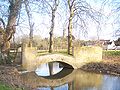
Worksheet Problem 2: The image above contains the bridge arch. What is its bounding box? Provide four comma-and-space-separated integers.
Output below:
56, 61, 74, 69
27, 54, 76, 71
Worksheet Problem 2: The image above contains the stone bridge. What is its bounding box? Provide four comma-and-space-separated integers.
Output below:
22, 45, 102, 72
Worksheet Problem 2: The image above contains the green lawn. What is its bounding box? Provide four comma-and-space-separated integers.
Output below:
103, 50, 120, 56
0, 82, 13, 90
37, 49, 68, 56
0, 82, 23, 90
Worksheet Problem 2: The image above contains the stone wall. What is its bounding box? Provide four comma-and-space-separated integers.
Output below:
74, 46, 102, 63
22, 44, 37, 71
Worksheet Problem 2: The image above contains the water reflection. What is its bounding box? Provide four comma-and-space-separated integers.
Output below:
21, 62, 120, 90
100, 75, 120, 90
35, 62, 63, 76
36, 84, 68, 90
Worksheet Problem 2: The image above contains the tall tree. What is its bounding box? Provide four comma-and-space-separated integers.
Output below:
0, 0, 22, 64
48, 0, 59, 53
34, 0, 59, 53
24, 0, 34, 46
67, 0, 74, 55
66, 0, 101, 55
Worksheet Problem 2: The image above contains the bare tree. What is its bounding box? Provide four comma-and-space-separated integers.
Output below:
96, 0, 110, 40
48, 0, 59, 53
66, 0, 101, 55
110, 0, 120, 38
0, 0, 22, 64
33, 0, 59, 53
67, 0, 75, 55
24, 0, 34, 46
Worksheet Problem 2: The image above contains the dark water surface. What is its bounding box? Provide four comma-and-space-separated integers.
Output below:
21, 62, 120, 90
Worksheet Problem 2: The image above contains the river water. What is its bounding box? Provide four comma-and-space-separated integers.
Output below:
21, 62, 120, 90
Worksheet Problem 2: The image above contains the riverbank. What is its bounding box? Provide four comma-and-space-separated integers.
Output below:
81, 60, 120, 76
81, 50, 120, 76
0, 65, 31, 90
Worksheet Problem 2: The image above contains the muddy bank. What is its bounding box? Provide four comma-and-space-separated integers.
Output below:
0, 65, 32, 90
80, 54, 120, 76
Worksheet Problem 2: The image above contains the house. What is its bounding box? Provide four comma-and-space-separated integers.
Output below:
107, 41, 116, 50
107, 40, 120, 50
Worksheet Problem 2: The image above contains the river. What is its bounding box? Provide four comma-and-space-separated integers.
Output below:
21, 62, 120, 90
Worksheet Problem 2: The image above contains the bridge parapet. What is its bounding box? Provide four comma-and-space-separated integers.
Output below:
22, 44, 37, 70
74, 46, 102, 62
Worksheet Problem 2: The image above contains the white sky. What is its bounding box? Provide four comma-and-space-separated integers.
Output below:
12, 0, 120, 40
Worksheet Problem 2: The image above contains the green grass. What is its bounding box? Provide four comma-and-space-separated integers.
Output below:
37, 49, 69, 56
37, 50, 49, 56
103, 50, 120, 56
0, 82, 13, 90
0, 82, 24, 90
54, 50, 68, 55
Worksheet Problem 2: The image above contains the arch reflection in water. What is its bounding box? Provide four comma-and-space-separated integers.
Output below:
21, 64, 120, 90
21, 69, 102, 89
35, 62, 64, 76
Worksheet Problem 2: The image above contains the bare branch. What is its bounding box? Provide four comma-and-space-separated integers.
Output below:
0, 18, 6, 29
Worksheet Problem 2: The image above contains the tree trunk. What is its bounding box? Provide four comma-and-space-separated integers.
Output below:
68, 17, 73, 55
49, 0, 58, 53
49, 10, 55, 53
49, 30, 54, 53
24, 0, 34, 46
68, 0, 74, 55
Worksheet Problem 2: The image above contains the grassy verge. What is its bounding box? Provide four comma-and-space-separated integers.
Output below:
37, 50, 49, 56
0, 81, 23, 90
37, 49, 68, 56
0, 82, 13, 90
103, 50, 120, 56
102, 50, 120, 61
